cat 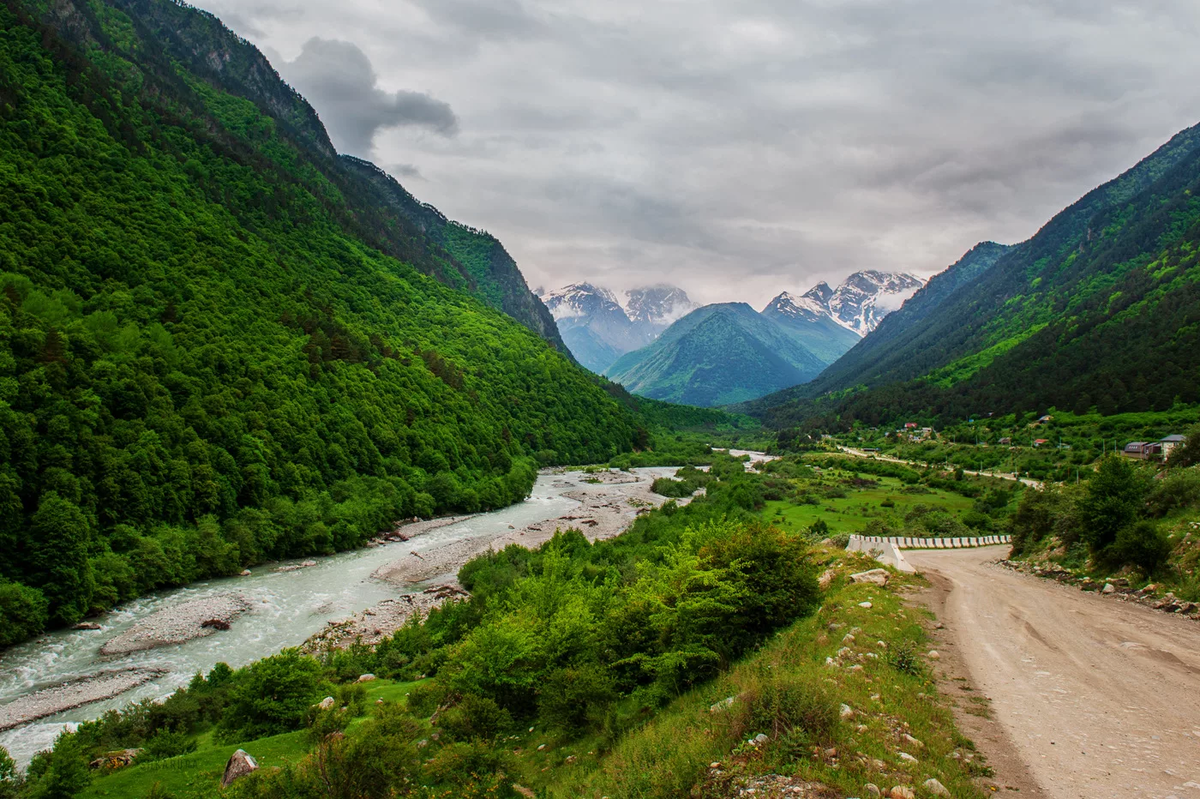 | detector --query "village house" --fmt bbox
[1159,434,1186,459]
[1123,441,1161,460]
